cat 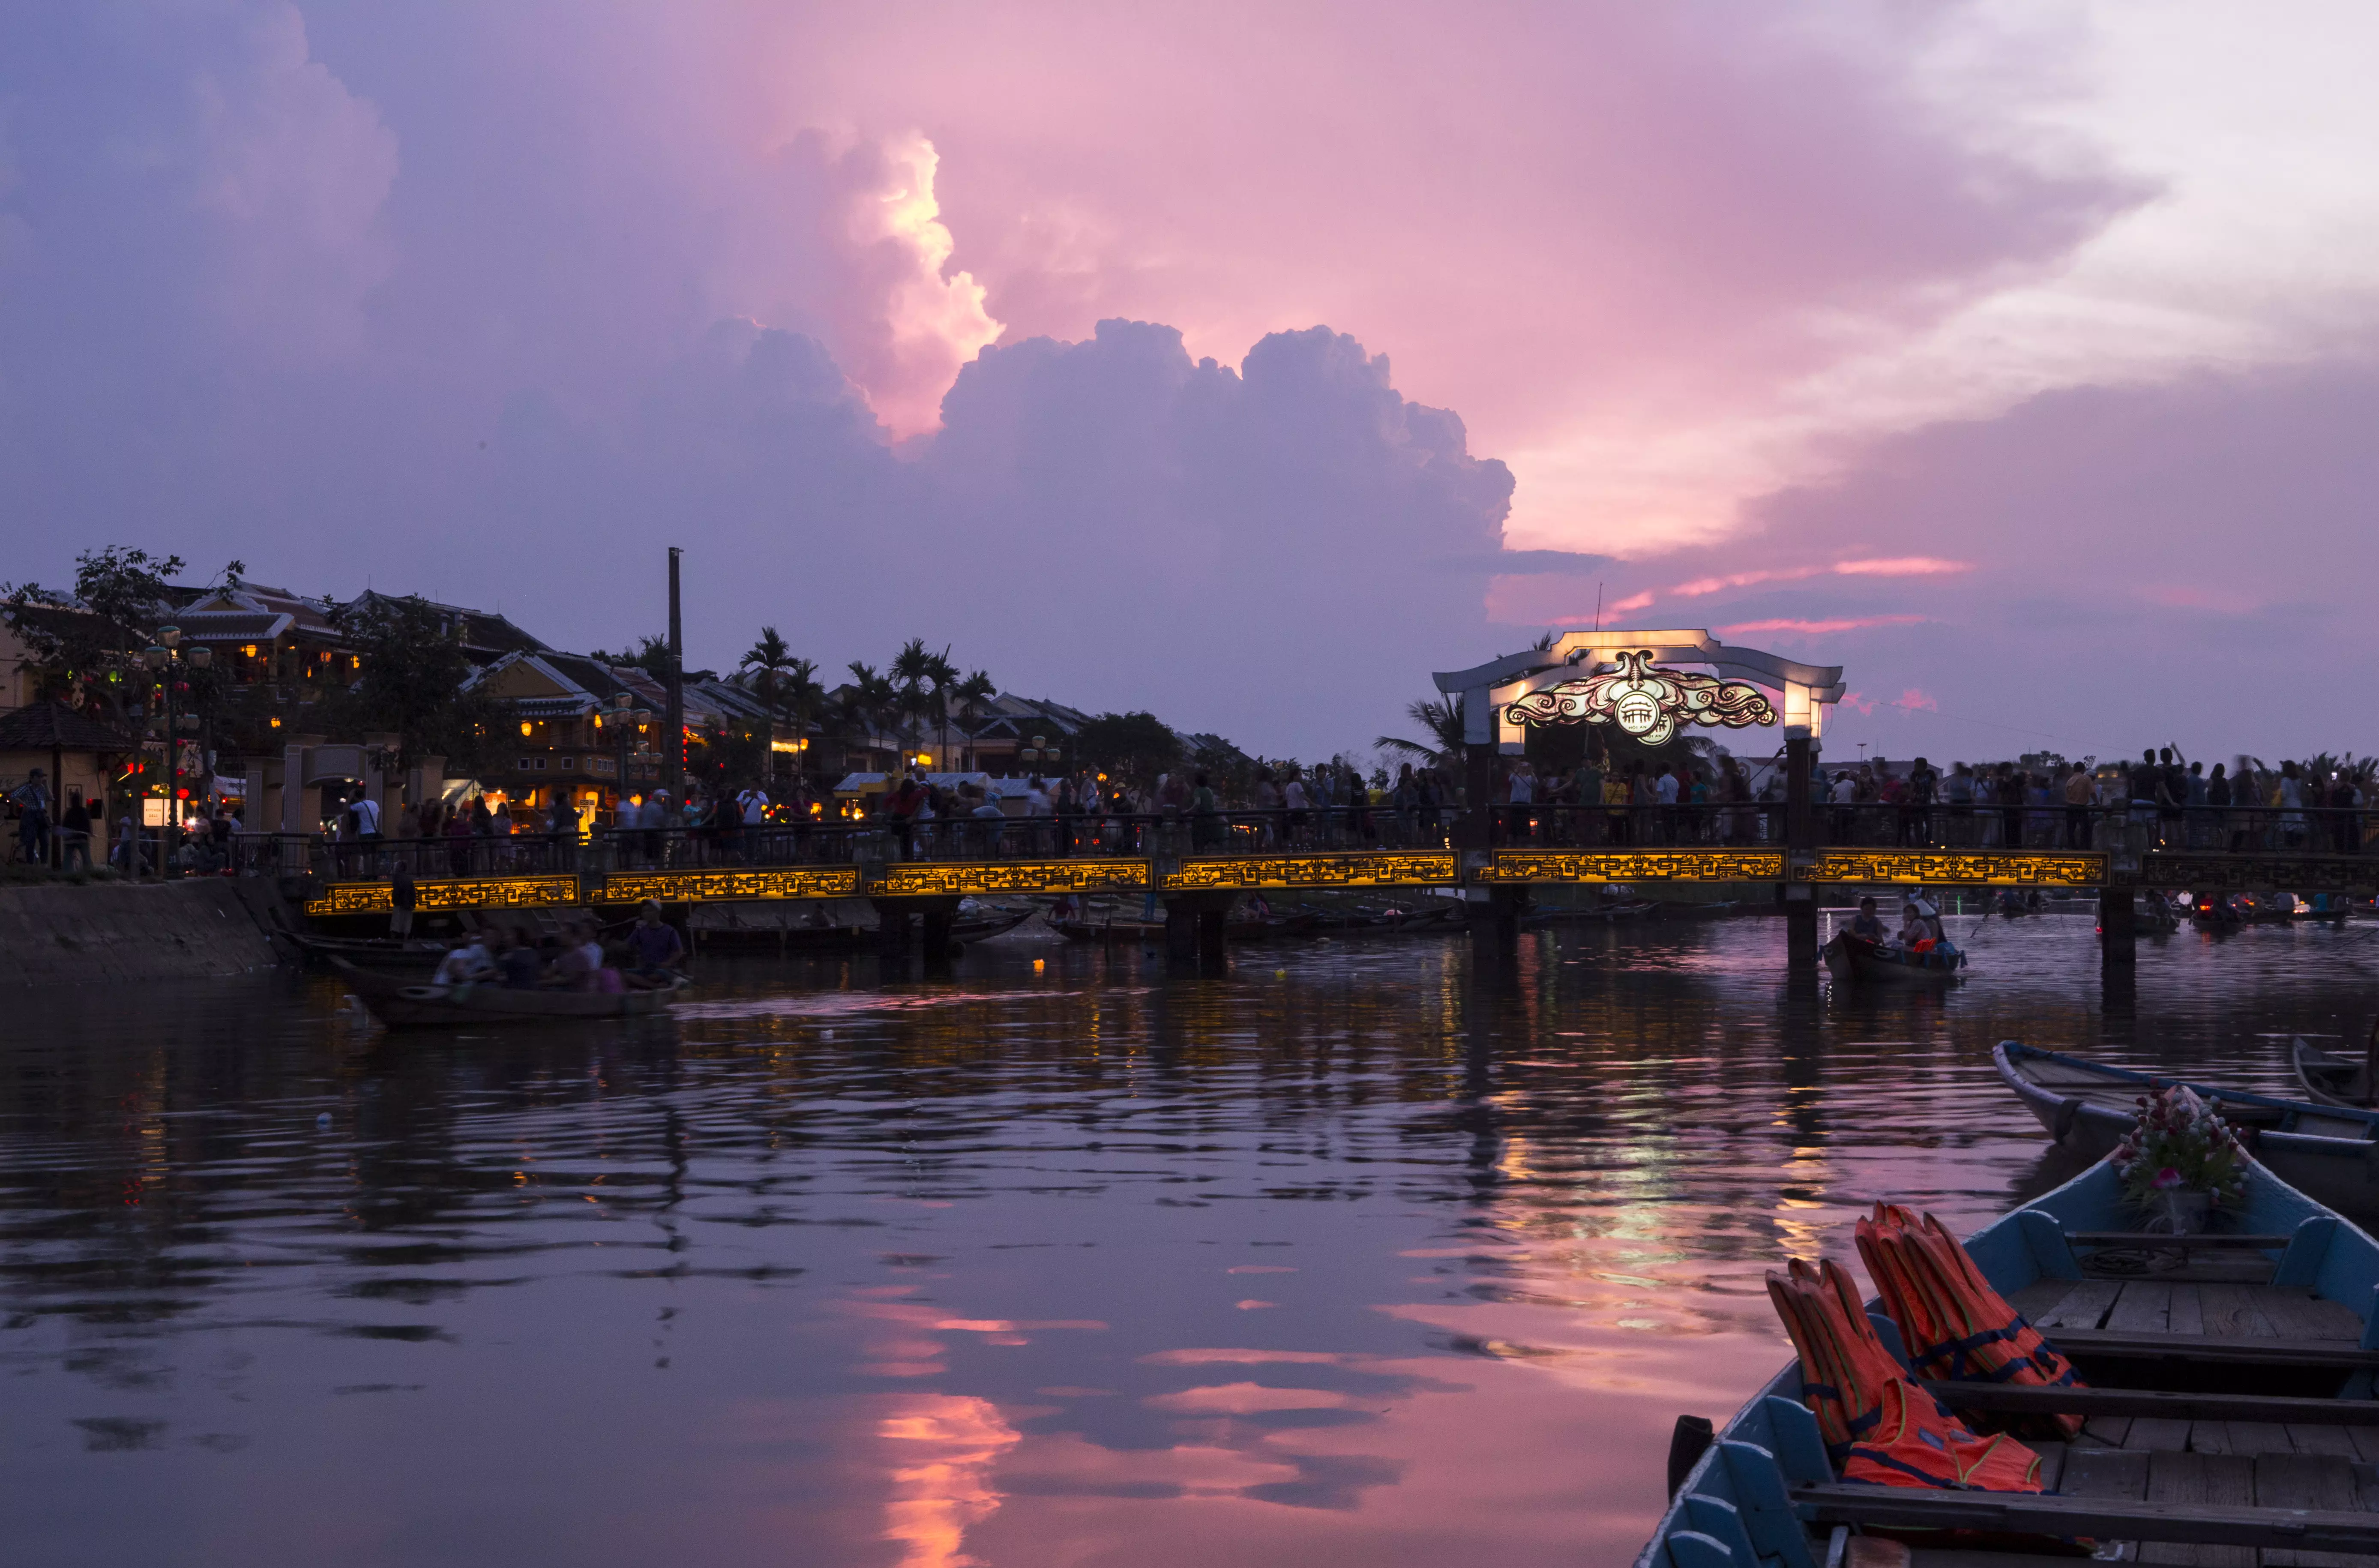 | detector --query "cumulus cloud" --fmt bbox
[740,130,1004,438]
[0,4,396,362]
